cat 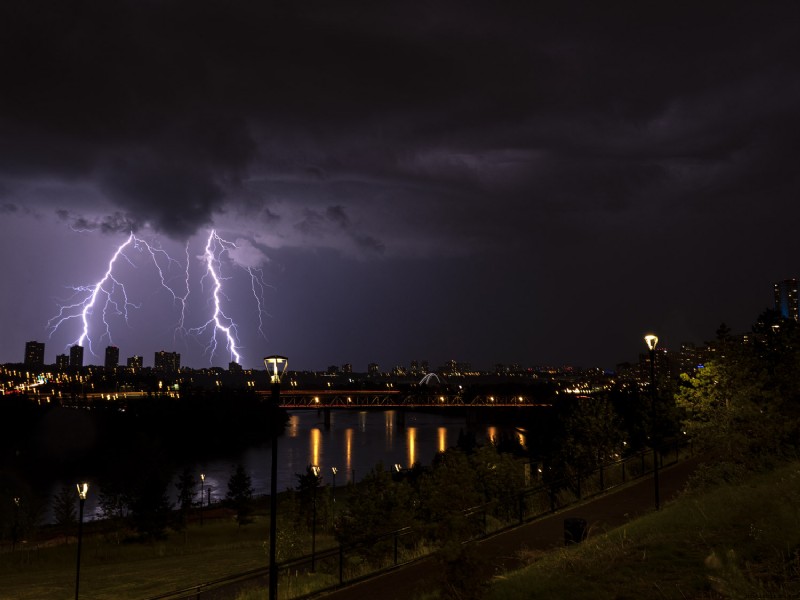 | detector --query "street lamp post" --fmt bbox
[264,355,288,600]
[331,466,338,505]
[644,334,660,511]
[310,465,320,572]
[75,482,89,600]
[200,473,205,526]
[12,497,20,552]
